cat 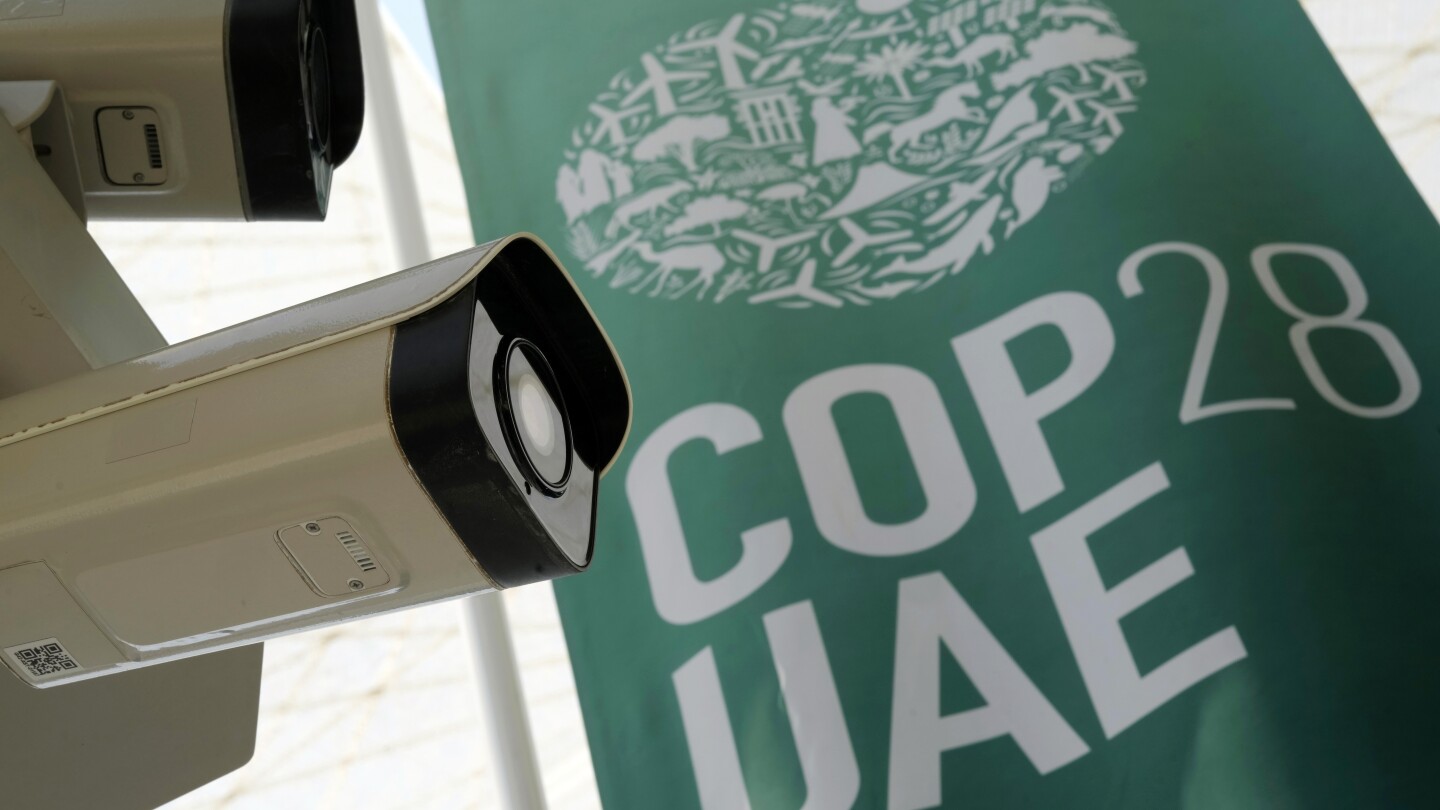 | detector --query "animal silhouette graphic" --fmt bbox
[583,230,641,277]
[1005,157,1065,239]
[559,0,1143,308]
[928,33,1018,76]
[876,196,1004,278]
[865,83,986,161]
[789,3,841,24]
[1040,3,1121,30]
[755,176,827,221]
[630,240,726,298]
[557,149,634,224]
[924,169,999,228]
[606,181,694,238]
